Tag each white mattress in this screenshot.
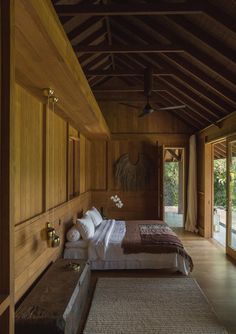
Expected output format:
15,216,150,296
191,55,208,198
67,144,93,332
63,220,191,275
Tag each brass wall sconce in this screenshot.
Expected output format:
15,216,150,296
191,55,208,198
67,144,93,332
46,222,60,248
43,88,59,104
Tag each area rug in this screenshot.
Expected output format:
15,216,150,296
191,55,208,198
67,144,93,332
83,277,228,334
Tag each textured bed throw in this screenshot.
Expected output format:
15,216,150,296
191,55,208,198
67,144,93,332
122,220,193,271
83,277,228,334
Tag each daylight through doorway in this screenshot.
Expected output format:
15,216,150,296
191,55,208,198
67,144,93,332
164,148,184,228
213,140,226,246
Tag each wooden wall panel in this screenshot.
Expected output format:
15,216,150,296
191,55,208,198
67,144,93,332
99,101,194,134
91,141,107,190
13,84,92,302
15,84,43,223
14,192,91,301
85,138,92,191
46,108,67,209
80,134,86,194
74,140,80,194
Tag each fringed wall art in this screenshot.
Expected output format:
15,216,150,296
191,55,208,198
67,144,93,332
115,153,154,191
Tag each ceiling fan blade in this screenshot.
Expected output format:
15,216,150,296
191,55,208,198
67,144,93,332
138,110,149,118
156,105,186,111
119,102,141,110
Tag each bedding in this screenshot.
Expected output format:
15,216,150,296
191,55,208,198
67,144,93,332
76,213,95,240
64,219,193,275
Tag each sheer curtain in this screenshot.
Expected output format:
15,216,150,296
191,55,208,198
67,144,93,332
185,134,198,233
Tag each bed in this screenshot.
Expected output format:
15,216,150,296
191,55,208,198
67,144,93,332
64,219,193,275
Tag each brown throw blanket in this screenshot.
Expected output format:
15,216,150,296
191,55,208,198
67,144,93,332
122,220,193,271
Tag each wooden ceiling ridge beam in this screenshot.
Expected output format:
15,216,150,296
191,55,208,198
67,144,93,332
75,44,184,53
168,15,236,65
136,16,236,88
54,3,204,16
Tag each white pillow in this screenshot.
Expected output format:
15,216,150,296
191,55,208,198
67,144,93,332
87,207,103,227
76,213,95,240
66,226,80,242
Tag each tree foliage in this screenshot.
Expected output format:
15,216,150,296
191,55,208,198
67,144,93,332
164,162,179,206
214,159,226,207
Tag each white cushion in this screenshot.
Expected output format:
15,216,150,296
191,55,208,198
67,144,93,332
87,207,103,227
66,226,80,242
76,213,95,240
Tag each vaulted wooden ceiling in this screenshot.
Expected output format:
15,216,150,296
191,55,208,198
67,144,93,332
52,0,236,131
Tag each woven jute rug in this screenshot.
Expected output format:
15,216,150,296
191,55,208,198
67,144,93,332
83,277,228,334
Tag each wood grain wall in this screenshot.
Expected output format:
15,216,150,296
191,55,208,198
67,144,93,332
91,101,191,220
13,84,92,301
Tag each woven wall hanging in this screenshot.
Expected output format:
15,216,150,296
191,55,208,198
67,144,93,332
115,153,154,191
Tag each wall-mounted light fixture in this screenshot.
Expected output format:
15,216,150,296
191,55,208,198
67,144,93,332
46,222,60,248
43,88,59,104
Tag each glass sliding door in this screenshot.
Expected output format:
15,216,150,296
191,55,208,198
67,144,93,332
227,137,236,260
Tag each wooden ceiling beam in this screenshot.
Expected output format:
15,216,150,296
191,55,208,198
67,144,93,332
67,16,103,41
161,76,226,118
132,74,218,123
83,54,110,71
168,16,236,65
159,79,218,123
102,0,115,71
156,92,204,128
160,53,236,107
112,16,236,105
54,3,204,16
93,88,166,93
125,52,234,114
85,70,171,77
135,16,236,87
202,1,236,34
75,26,107,46
76,44,184,53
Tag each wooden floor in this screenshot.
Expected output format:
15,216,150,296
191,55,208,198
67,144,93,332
80,229,236,334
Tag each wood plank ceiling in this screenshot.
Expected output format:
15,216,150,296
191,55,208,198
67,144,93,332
52,0,236,131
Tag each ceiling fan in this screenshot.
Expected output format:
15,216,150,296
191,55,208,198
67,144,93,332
119,67,186,117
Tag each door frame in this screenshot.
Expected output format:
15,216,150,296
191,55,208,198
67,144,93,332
162,146,186,225
226,135,236,260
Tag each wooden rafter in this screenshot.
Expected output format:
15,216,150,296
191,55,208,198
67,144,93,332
54,3,204,16
202,1,236,34
67,17,103,41
76,44,184,53
85,70,171,77
102,0,115,71
160,79,217,123
76,26,107,46
110,17,236,107
136,16,236,87
120,51,233,115
167,16,236,65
